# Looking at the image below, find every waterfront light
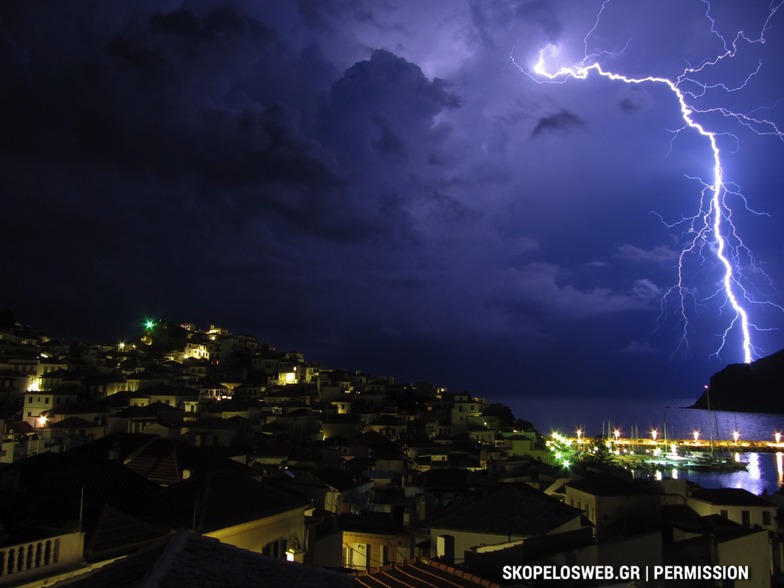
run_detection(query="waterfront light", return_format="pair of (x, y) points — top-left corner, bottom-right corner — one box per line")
(576, 429), (583, 443)
(733, 430), (740, 443)
(776, 432), (782, 444)
(693, 430), (700, 442)
(613, 429), (620, 441)
(651, 429), (658, 442)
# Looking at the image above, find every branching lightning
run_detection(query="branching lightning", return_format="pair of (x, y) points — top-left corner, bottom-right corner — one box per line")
(510, 0), (784, 364)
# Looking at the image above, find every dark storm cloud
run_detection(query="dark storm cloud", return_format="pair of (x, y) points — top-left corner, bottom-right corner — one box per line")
(321, 49), (459, 162)
(0, 0), (369, 243)
(530, 109), (587, 137)
(1, 0), (783, 401)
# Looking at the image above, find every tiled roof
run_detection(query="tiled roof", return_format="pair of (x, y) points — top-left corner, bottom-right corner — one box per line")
(110, 402), (182, 419)
(185, 416), (244, 430)
(369, 415), (403, 427)
(46, 401), (110, 416)
(87, 505), (173, 561)
(67, 432), (158, 461)
(424, 484), (582, 537)
(137, 383), (199, 396)
(125, 438), (182, 485)
(565, 472), (649, 497)
(121, 469), (310, 533)
(60, 529), (356, 588)
(355, 558), (499, 588)
(46, 416), (100, 429)
(120, 438), (250, 486)
(690, 487), (772, 507)
(4, 457), (162, 535)
(109, 405), (159, 419)
(98, 391), (136, 408)
(8, 420), (35, 434)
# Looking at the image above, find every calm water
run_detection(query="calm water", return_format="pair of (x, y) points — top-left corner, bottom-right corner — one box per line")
(502, 395), (784, 494)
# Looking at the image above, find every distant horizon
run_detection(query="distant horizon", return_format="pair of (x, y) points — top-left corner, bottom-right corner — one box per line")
(3, 308), (741, 405)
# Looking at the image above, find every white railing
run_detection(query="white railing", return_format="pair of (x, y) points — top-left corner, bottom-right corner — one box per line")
(0, 535), (69, 584)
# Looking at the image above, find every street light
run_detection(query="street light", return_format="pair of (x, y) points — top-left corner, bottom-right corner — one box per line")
(576, 429), (583, 443)
(732, 430), (740, 443)
(613, 429), (620, 441)
(693, 430), (700, 442)
(776, 432), (782, 444)
(651, 429), (658, 442)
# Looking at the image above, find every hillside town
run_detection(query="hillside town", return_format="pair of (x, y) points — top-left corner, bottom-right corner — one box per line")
(0, 316), (783, 587)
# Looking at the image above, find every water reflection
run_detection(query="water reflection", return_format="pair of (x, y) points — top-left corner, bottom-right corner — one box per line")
(676, 452), (776, 495)
(748, 453), (761, 480)
(510, 396), (784, 494)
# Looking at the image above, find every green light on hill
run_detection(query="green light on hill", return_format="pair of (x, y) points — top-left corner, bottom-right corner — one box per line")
(144, 319), (156, 330)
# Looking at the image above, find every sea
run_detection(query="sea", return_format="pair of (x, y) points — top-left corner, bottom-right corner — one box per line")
(501, 395), (784, 495)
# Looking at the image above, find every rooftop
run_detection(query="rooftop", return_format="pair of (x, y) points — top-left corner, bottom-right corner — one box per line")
(690, 487), (773, 507)
(59, 529), (355, 588)
(356, 558), (499, 588)
(121, 469), (309, 534)
(424, 484), (582, 537)
(565, 472), (650, 497)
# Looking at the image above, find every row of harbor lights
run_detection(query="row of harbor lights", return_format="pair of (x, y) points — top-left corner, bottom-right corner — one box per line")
(576, 428), (784, 444)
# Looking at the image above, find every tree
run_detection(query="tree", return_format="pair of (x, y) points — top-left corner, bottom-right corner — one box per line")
(480, 403), (515, 428)
(584, 433), (614, 466)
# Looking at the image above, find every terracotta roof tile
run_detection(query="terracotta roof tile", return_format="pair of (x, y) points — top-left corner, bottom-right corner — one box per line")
(355, 558), (499, 588)
(424, 485), (581, 537)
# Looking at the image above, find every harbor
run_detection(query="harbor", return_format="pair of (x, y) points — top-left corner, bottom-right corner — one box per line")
(546, 429), (784, 475)
(558, 434), (784, 454)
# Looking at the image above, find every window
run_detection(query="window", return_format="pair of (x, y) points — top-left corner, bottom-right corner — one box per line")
(45, 397), (49, 404)
(720, 509), (728, 518)
(763, 511), (772, 526)
(742, 510), (751, 527)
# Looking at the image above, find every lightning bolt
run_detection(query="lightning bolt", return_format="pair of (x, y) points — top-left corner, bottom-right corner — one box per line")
(510, 1), (784, 364)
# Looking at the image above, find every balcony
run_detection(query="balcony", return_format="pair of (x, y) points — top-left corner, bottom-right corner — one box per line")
(0, 532), (84, 586)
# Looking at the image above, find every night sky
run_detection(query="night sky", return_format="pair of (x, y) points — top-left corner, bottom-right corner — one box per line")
(2, 1), (784, 400)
